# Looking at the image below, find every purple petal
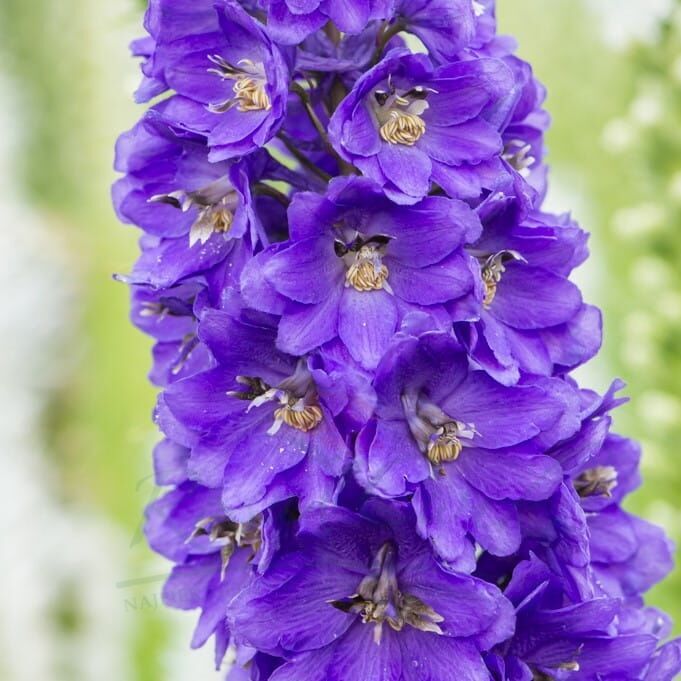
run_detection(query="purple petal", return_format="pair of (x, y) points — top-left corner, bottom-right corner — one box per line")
(264, 237), (345, 304)
(492, 266), (582, 330)
(456, 448), (562, 501)
(355, 419), (431, 497)
(277, 288), (343, 355)
(466, 485), (521, 556)
(338, 289), (399, 369)
(376, 145), (432, 201)
(389, 252), (475, 305)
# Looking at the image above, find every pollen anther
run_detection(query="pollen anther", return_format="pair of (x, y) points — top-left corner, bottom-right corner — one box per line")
(380, 110), (426, 146)
(274, 404), (323, 432)
(427, 423), (464, 465)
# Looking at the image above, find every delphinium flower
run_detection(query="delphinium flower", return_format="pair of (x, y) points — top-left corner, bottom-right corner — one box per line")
(115, 0), (681, 679)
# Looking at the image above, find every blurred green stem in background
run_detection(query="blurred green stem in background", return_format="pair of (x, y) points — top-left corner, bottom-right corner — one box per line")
(499, 0), (681, 632)
(0, 1), (171, 679)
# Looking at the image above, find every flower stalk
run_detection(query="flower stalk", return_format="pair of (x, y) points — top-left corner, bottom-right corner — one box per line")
(114, 1), (681, 679)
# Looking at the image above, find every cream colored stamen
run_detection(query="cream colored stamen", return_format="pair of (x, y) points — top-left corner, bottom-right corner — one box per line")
(427, 422), (464, 465)
(346, 245), (389, 292)
(190, 202), (234, 246)
(575, 466), (618, 498)
(482, 266), (500, 308)
(329, 543), (444, 646)
(208, 56), (271, 113)
(503, 139), (535, 175)
(480, 250), (524, 309)
(274, 403), (323, 432)
(379, 110), (426, 146)
(373, 83), (432, 147)
(232, 76), (271, 112)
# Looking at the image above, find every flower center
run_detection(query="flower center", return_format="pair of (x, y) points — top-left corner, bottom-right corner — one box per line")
(330, 542), (444, 645)
(228, 362), (323, 435)
(346, 245), (389, 291)
(427, 422), (464, 465)
(403, 394), (477, 467)
(149, 176), (239, 247)
(171, 333), (200, 376)
(478, 250), (524, 309)
(574, 466), (618, 499)
(274, 401), (323, 432)
(532, 662), (580, 680)
(139, 302), (168, 319)
(335, 235), (391, 293)
(187, 515), (262, 576)
(372, 82), (432, 147)
(207, 55), (271, 113)
(503, 139), (536, 175)
(380, 111), (426, 146)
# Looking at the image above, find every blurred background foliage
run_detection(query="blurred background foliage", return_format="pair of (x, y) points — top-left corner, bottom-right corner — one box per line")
(0, 1), (678, 679)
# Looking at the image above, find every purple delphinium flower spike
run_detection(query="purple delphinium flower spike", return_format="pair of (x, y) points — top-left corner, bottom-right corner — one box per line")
(116, 0), (681, 677)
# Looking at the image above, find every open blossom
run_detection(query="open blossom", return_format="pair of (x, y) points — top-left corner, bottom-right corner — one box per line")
(354, 331), (577, 566)
(329, 51), (515, 203)
(117, 0), (681, 678)
(129, 281), (211, 385)
(229, 501), (514, 681)
(242, 176), (482, 367)
(145, 481), (297, 668)
(485, 555), (661, 681)
(137, 0), (290, 161)
(456, 192), (601, 384)
(113, 102), (265, 289)
(159, 309), (352, 520)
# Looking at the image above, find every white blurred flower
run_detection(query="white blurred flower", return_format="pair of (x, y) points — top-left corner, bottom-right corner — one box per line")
(671, 54), (681, 84)
(602, 118), (636, 153)
(658, 291), (681, 321)
(668, 170), (681, 200)
(638, 390), (681, 430)
(621, 311), (658, 371)
(586, 0), (674, 49)
(631, 255), (673, 291)
(612, 202), (665, 239)
(630, 89), (665, 127)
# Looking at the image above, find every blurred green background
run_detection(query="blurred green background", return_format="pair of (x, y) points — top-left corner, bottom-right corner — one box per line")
(0, 1), (678, 679)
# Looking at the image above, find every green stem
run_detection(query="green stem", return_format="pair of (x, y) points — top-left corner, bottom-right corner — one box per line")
(291, 82), (358, 175)
(254, 182), (291, 207)
(371, 19), (407, 65)
(277, 132), (333, 182)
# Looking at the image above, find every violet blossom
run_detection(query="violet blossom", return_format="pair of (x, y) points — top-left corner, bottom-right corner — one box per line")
(114, 0), (681, 678)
